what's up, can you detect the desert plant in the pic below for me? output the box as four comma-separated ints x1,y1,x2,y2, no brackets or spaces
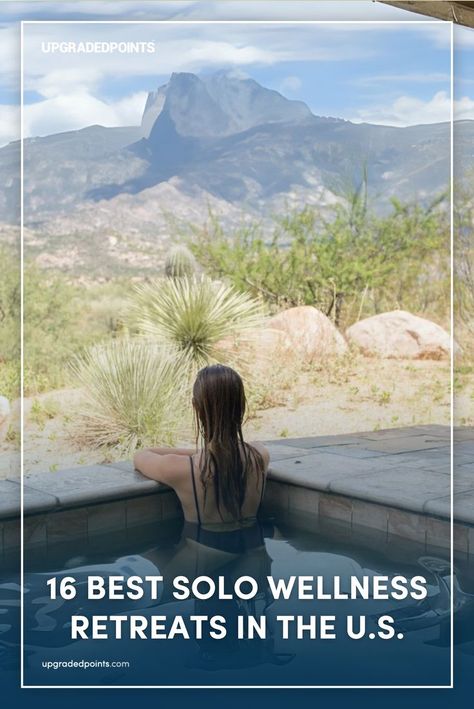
130,275,265,367
70,338,189,454
0,246,136,398
190,196,449,328
165,244,197,279
30,397,61,429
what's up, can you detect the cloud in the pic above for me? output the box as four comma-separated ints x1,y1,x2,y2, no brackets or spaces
223,67,250,80
0,104,19,145
0,24,19,89
0,1,196,18
0,90,148,147
163,1,422,21
0,0,459,99
280,75,302,93
355,72,450,87
33,67,103,99
20,20,376,95
454,95,474,120
21,30,286,93
0,1,418,21
349,90,474,126
0,10,457,143
171,39,279,68
3,14,446,112
23,90,148,138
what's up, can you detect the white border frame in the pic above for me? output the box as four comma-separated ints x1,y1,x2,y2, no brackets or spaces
20,18,454,691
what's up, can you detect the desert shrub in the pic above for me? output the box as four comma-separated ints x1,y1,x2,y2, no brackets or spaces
453,179,474,412
0,246,138,398
0,248,81,397
165,244,197,278
129,274,265,367
454,180,474,329
0,361,19,404
29,397,61,429
0,247,20,400
23,264,82,394
190,195,449,329
70,338,189,454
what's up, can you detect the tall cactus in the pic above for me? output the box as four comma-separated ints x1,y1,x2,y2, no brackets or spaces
165,245,196,279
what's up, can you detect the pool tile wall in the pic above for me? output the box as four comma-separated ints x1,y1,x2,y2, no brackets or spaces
261,479,471,554
1,426,472,557
0,488,183,555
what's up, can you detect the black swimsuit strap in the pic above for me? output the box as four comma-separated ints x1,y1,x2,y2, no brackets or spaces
189,456,201,525
258,471,267,509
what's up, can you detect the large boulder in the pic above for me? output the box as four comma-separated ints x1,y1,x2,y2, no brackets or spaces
346,310,451,360
268,305,348,361
0,396,10,443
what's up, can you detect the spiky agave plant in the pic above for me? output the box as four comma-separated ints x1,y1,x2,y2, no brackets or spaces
70,338,190,455
130,275,265,367
164,244,197,279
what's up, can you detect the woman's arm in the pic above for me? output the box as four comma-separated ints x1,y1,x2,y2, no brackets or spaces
133,450,191,485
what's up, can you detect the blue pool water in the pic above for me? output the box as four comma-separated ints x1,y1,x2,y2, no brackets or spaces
2,511,471,687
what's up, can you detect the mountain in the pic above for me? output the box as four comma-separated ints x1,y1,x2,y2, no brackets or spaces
141,71,312,139
0,71,471,275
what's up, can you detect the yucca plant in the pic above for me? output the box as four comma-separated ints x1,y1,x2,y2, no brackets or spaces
165,244,197,279
129,275,265,367
70,338,190,454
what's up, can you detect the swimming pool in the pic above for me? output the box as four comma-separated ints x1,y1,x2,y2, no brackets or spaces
2,508,467,688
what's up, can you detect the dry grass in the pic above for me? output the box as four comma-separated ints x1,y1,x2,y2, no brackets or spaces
0,354,461,477
69,339,190,455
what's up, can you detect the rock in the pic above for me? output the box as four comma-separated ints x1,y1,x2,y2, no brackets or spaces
268,305,348,361
346,310,451,360
0,396,11,443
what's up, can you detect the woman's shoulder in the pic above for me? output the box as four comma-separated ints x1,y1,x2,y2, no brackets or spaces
247,440,270,468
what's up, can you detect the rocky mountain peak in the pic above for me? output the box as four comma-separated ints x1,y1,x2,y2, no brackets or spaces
141,70,313,139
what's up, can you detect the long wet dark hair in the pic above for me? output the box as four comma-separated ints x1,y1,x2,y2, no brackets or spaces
192,364,266,519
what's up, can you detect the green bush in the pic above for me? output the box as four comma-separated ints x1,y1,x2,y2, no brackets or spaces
190,196,449,328
455,180,474,325
0,246,136,398
0,360,19,402
0,247,88,396
0,247,20,399
23,264,83,394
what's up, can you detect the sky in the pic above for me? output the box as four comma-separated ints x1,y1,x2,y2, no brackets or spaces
0,1,473,146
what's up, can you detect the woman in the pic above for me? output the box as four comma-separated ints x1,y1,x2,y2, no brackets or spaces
3,366,274,669
134,363,270,531
134,366,276,668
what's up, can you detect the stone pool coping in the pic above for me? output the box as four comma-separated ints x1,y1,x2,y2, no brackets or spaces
1,425,473,554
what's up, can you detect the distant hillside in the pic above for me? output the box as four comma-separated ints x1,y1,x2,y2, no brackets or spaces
0,71,471,275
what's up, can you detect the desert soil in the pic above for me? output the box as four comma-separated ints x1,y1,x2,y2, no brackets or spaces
1,357,466,478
